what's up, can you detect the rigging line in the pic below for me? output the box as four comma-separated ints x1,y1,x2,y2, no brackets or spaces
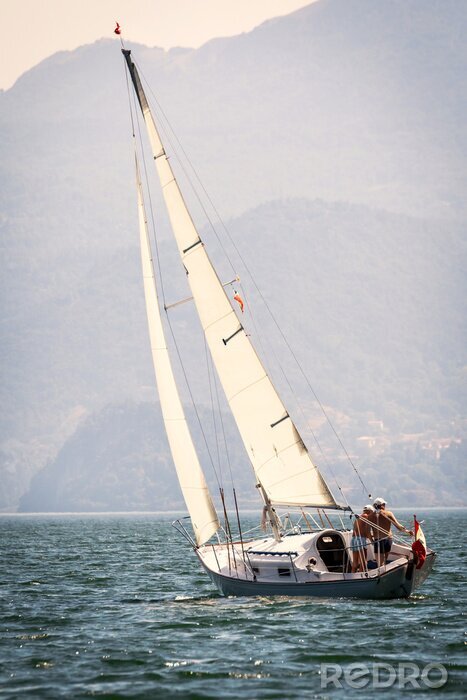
132,96,169,311
231,289,348,504
136,63,237,279
135,60,290,408
236,286,281,390
241,288,350,507
232,276,350,506
135,59,369,496
224,237,369,496
124,55,222,491
203,333,235,491
231,287,349,506
228,281,321,486
133,82,227,493
245,297,369,498
211,352,235,490
204,336,223,481
165,311,222,490
214,214,369,495
133,147,225,493
135,174,223,493
142,89,340,494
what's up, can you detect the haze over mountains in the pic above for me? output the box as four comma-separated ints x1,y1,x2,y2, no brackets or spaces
1,0,466,512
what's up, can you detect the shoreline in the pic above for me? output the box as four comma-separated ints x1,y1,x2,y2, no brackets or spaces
1,506,466,517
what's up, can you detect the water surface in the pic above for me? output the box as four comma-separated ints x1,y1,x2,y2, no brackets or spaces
1,509,465,698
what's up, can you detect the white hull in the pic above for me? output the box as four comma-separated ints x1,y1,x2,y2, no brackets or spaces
195,529,436,600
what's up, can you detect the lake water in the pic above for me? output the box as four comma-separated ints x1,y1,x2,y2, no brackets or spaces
1,509,465,698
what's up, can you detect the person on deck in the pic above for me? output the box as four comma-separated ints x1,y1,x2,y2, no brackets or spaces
369,497,413,566
350,505,374,573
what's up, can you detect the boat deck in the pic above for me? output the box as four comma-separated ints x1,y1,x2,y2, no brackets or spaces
198,529,413,584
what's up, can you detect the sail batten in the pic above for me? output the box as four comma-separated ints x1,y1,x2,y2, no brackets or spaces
135,157,219,546
125,49,338,510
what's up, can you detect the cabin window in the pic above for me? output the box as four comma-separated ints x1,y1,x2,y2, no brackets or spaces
252,567,260,574
278,567,291,577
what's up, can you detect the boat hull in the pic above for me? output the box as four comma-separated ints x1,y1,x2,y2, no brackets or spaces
198,551,436,600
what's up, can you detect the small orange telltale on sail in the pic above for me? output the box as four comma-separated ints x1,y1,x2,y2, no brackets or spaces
234,292,244,313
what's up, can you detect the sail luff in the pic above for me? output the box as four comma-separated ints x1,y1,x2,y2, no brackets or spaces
125,50,338,509
135,156,220,546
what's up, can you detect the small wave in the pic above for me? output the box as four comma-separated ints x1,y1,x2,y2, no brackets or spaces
172,593,222,605
28,658,54,669
101,657,147,667
164,658,205,668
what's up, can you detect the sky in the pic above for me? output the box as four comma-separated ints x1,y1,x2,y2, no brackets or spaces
0,0,314,91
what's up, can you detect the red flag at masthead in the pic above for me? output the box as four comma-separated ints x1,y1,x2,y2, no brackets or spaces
114,22,122,35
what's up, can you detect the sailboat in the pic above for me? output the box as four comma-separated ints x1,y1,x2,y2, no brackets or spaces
120,43,435,599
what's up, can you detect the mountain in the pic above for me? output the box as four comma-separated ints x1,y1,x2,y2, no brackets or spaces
17,401,257,513
8,196,467,511
1,0,466,510
18,398,466,512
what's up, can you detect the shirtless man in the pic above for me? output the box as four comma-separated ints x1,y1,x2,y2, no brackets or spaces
368,497,413,566
350,505,374,573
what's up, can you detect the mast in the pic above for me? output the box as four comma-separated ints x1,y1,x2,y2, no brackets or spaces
124,49,340,511
135,154,219,546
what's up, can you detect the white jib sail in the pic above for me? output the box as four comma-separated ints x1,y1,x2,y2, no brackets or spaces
135,157,220,545
126,52,337,509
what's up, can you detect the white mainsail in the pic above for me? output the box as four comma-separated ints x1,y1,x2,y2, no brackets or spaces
125,50,337,509
135,156,220,545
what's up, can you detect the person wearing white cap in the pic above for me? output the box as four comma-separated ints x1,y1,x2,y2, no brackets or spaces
368,497,413,566
350,505,375,573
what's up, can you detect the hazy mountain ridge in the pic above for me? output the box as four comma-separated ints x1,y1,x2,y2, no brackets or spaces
17,401,257,513
18,397,466,512
1,0,466,510
7,197,466,511
2,1,466,219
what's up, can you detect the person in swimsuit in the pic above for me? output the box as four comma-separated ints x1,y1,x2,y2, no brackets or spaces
368,497,413,566
350,505,374,573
